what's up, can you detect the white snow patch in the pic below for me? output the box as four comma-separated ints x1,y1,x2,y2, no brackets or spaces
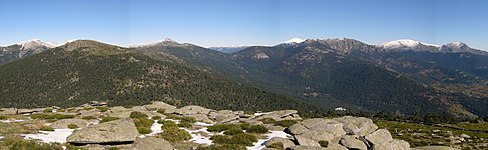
195,122,214,126
283,38,305,44
1,119,24,123
247,131,291,150
446,42,466,48
335,107,347,111
254,112,271,116
185,127,213,145
21,129,74,143
148,121,163,136
0,136,4,140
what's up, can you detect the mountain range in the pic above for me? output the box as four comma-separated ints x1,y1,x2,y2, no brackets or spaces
1,38,487,118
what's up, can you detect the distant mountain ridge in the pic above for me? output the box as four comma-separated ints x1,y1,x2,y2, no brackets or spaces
131,38,488,117
0,40,322,116
205,38,488,55
2,38,487,118
0,39,57,64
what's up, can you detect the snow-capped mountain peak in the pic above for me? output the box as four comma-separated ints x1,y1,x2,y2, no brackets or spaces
19,39,58,50
446,42,467,48
379,39,439,49
162,38,176,43
283,38,305,44
380,39,420,49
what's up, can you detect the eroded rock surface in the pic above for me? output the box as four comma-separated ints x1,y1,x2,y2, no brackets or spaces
67,119,138,144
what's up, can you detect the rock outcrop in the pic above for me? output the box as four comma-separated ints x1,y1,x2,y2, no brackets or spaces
143,101,176,112
129,137,173,150
50,119,89,129
333,116,378,136
412,146,459,150
365,129,393,146
283,116,408,150
174,105,212,115
264,137,295,149
3,102,452,150
67,119,139,144
254,110,301,121
339,136,367,150
0,108,17,115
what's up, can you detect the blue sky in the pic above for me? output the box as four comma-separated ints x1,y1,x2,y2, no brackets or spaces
0,0,487,50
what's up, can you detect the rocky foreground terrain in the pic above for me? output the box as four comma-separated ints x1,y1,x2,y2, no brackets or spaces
0,101,465,150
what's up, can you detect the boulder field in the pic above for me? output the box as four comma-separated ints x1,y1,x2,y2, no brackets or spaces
0,101,459,150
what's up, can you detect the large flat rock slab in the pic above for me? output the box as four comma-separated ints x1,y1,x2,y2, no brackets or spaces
67,119,138,144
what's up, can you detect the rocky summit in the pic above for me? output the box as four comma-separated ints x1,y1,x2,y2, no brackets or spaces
0,101,468,150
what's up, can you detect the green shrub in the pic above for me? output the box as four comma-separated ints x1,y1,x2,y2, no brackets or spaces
151,116,161,120
210,133,258,146
95,106,109,112
178,121,193,128
134,117,154,128
133,116,154,134
267,142,284,150
273,120,298,127
247,125,268,133
100,116,119,123
67,124,79,129
259,118,276,124
318,140,328,147
130,111,148,119
107,147,120,150
0,115,7,120
81,116,96,120
156,109,165,114
158,128,191,142
161,120,178,129
210,135,231,143
40,126,54,131
229,133,258,146
3,138,63,150
240,122,251,130
45,114,74,119
224,128,244,135
30,114,47,119
180,116,196,123
82,107,94,111
165,114,180,119
31,114,75,120
207,124,242,132
43,109,53,113
137,127,152,134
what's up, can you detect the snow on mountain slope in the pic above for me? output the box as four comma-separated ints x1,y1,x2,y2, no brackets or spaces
283,38,305,44
379,39,439,49
129,38,182,48
19,39,58,50
445,42,467,48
